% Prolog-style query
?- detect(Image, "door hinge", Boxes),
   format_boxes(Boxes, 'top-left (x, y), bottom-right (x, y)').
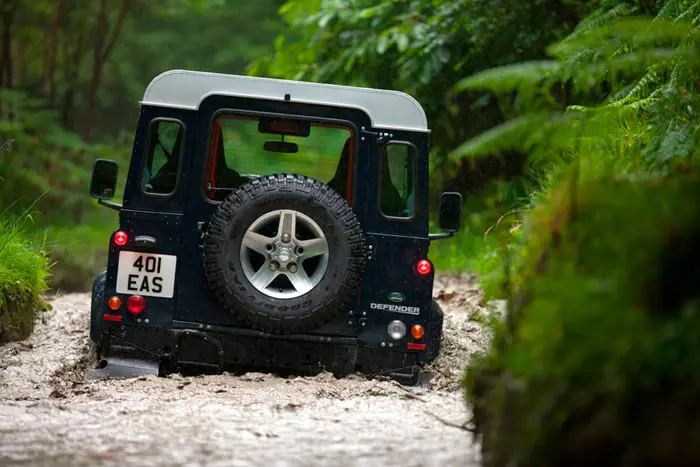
top-left (360, 127), bottom-right (393, 143)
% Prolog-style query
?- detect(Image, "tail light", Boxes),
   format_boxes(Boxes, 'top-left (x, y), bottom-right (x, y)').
top-left (127, 295), bottom-right (146, 314)
top-left (113, 231), bottom-right (128, 247)
top-left (108, 296), bottom-right (122, 311)
top-left (411, 324), bottom-right (425, 339)
top-left (416, 259), bottom-right (432, 275)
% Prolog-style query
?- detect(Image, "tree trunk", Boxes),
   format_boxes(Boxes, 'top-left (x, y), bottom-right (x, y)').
top-left (1, 0), bottom-right (14, 89)
top-left (61, 24), bottom-right (85, 129)
top-left (82, 0), bottom-right (129, 141)
top-left (42, 0), bottom-right (63, 104)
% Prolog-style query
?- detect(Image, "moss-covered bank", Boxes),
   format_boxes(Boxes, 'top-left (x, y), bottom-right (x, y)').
top-left (465, 174), bottom-right (700, 467)
top-left (0, 218), bottom-right (50, 343)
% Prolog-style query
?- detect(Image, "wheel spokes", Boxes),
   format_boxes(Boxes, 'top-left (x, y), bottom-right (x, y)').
top-left (249, 263), bottom-right (279, 289)
top-left (277, 210), bottom-right (297, 241)
top-left (286, 269), bottom-right (314, 295)
top-left (240, 209), bottom-right (329, 299)
top-left (242, 231), bottom-right (273, 255)
top-left (298, 238), bottom-right (328, 259)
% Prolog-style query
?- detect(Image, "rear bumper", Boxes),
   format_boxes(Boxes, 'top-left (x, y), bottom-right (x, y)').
top-left (96, 321), bottom-right (431, 385)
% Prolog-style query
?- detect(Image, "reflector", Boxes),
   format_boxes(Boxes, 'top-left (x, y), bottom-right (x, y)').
top-left (103, 313), bottom-right (123, 323)
top-left (407, 342), bottom-right (426, 350)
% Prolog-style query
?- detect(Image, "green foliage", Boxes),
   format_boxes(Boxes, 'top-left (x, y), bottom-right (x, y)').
top-left (0, 211), bottom-right (50, 343)
top-left (452, 12), bottom-right (700, 170)
top-left (251, 0), bottom-right (596, 275)
top-left (463, 1), bottom-right (700, 464)
top-left (0, 89), bottom-right (129, 217)
top-left (465, 175), bottom-right (700, 466)
top-left (451, 2), bottom-right (700, 290)
top-left (38, 222), bottom-right (117, 292)
top-left (2, 0), bottom-right (286, 290)
top-left (6, 0), bottom-right (285, 139)
top-left (251, 0), bottom-right (591, 181)
top-left (0, 90), bottom-right (126, 290)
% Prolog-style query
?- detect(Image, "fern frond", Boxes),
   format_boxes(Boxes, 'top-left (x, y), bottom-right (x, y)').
top-left (626, 95), bottom-right (661, 111)
top-left (454, 61), bottom-right (561, 94)
top-left (565, 105), bottom-right (595, 112)
top-left (570, 47), bottom-right (700, 84)
top-left (657, 0), bottom-right (688, 21)
top-left (549, 19), bottom-right (698, 60)
top-left (610, 82), bottom-right (638, 102)
top-left (449, 112), bottom-right (582, 159)
top-left (563, 3), bottom-right (639, 43)
top-left (609, 65), bottom-right (661, 106)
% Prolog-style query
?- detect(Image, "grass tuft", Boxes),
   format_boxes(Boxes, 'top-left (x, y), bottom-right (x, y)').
top-left (0, 214), bottom-right (50, 343)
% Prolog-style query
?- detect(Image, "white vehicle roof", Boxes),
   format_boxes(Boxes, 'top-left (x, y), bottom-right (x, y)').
top-left (141, 70), bottom-right (429, 133)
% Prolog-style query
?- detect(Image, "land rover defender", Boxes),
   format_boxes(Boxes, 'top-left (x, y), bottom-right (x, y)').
top-left (88, 70), bottom-right (462, 384)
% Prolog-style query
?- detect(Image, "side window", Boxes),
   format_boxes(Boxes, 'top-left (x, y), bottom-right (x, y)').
top-left (380, 142), bottom-right (416, 218)
top-left (141, 119), bottom-right (184, 195)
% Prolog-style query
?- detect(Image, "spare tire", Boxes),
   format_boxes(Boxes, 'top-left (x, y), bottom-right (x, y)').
top-left (203, 174), bottom-right (365, 334)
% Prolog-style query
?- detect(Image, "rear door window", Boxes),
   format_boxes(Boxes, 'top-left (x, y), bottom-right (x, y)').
top-left (141, 119), bottom-right (184, 196)
top-left (379, 142), bottom-right (416, 219)
top-left (205, 115), bottom-right (354, 202)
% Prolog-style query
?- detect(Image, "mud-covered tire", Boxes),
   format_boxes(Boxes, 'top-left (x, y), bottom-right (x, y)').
top-left (203, 174), bottom-right (365, 334)
top-left (90, 270), bottom-right (107, 344)
top-left (426, 299), bottom-right (444, 363)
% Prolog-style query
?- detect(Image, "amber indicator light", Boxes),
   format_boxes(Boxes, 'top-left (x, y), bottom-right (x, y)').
top-left (108, 296), bottom-right (122, 311)
top-left (411, 324), bottom-right (425, 339)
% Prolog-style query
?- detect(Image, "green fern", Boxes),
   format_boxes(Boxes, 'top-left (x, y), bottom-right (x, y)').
top-left (549, 18), bottom-right (698, 59)
top-left (564, 2), bottom-right (639, 42)
top-left (454, 61), bottom-right (560, 94)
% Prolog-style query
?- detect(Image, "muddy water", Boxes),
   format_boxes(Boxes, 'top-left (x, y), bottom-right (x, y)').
top-left (0, 275), bottom-right (501, 467)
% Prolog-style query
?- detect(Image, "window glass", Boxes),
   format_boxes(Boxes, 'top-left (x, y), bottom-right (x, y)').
top-left (141, 120), bottom-right (184, 195)
top-left (206, 116), bottom-right (353, 202)
top-left (380, 143), bottom-right (416, 218)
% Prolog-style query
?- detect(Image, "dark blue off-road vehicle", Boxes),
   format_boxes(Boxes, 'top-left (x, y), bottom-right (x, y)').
top-left (88, 70), bottom-right (462, 384)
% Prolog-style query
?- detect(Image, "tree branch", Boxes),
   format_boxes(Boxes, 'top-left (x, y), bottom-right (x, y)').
top-left (101, 0), bottom-right (130, 63)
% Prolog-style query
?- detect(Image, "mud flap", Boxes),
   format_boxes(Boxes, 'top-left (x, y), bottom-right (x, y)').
top-left (85, 357), bottom-right (160, 380)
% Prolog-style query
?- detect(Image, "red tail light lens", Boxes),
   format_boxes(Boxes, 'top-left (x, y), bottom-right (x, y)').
top-left (127, 295), bottom-right (146, 314)
top-left (417, 259), bottom-right (432, 275)
top-left (114, 231), bottom-right (128, 247)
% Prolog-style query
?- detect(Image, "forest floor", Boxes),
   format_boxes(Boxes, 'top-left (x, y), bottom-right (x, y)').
top-left (0, 275), bottom-right (502, 467)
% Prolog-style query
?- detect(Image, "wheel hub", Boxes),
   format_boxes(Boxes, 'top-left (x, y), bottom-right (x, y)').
top-left (272, 241), bottom-right (298, 268)
top-left (239, 209), bottom-right (330, 299)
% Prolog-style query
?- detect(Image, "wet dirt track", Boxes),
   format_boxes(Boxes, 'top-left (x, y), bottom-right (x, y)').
top-left (0, 275), bottom-right (502, 467)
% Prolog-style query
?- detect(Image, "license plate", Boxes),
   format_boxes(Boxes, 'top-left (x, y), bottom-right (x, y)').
top-left (116, 251), bottom-right (178, 298)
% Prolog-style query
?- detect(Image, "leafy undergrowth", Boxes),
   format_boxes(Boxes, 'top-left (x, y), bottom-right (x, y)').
top-left (1, 89), bottom-right (127, 292)
top-left (0, 216), bottom-right (50, 343)
top-left (464, 174), bottom-right (700, 467)
top-left (33, 221), bottom-right (116, 292)
top-left (429, 178), bottom-right (527, 279)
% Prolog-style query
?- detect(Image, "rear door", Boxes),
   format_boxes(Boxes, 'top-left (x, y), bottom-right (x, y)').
top-left (106, 109), bottom-right (192, 328)
top-left (357, 132), bottom-right (433, 346)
